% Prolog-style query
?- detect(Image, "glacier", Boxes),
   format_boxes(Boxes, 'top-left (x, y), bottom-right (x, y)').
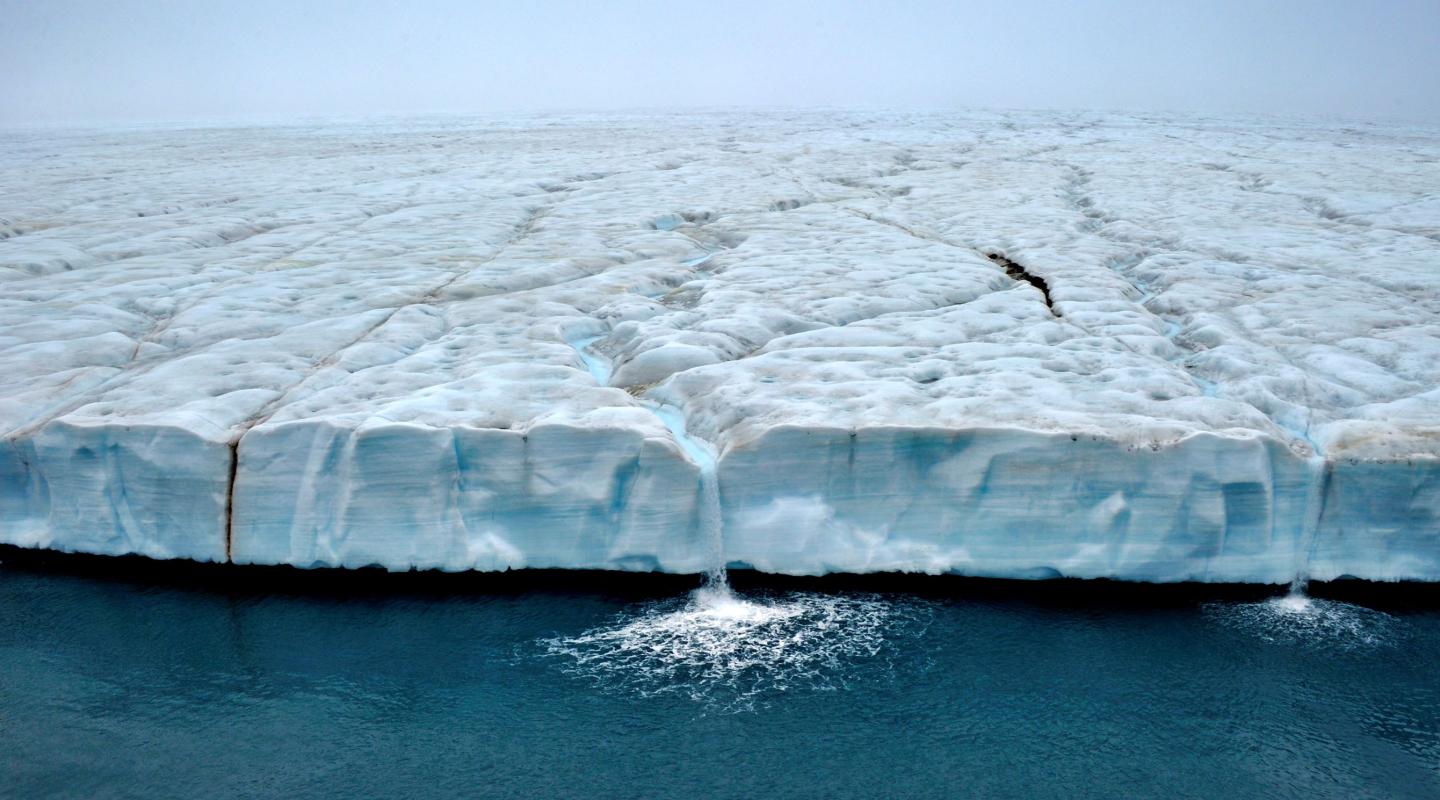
top-left (1, 110), bottom-right (1437, 583)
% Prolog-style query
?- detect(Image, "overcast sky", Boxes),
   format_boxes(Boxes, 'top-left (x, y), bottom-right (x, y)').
top-left (3, 0), bottom-right (1437, 125)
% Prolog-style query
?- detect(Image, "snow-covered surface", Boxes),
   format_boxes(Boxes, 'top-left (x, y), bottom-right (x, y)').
top-left (1, 110), bottom-right (1437, 582)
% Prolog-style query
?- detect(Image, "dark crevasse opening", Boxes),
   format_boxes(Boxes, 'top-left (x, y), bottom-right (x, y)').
top-left (987, 252), bottom-right (1056, 313)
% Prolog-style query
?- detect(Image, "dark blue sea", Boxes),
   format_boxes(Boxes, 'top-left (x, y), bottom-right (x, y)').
top-left (2, 552), bottom-right (1437, 799)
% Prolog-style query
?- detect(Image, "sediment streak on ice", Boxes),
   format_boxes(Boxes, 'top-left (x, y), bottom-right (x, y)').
top-left (1, 111), bottom-right (1437, 581)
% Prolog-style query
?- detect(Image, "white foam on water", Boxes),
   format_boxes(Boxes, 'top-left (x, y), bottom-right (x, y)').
top-left (539, 587), bottom-right (931, 712)
top-left (1203, 588), bottom-right (1404, 650)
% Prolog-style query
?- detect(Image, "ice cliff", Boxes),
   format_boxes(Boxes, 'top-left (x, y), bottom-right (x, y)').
top-left (2, 111), bottom-right (1437, 582)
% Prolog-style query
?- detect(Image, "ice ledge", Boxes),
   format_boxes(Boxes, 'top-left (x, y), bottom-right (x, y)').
top-left (0, 421), bottom-right (231, 563)
top-left (2, 421), bottom-right (1435, 583)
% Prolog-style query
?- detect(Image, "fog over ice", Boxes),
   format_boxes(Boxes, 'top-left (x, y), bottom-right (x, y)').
top-left (3, 0), bottom-right (1438, 124)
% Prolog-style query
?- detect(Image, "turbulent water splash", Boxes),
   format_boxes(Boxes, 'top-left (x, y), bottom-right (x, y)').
top-left (539, 588), bottom-right (932, 712)
top-left (1203, 585), bottom-right (1404, 650)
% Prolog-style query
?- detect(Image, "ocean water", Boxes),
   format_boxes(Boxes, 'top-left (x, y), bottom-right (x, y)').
top-left (1, 556), bottom-right (1438, 800)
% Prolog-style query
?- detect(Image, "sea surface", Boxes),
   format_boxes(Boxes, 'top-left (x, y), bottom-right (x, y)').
top-left (2, 553), bottom-right (1437, 799)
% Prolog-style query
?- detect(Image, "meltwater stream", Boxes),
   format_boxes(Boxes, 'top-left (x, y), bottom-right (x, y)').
top-left (570, 333), bottom-right (728, 588)
top-left (557, 335), bottom-right (930, 712)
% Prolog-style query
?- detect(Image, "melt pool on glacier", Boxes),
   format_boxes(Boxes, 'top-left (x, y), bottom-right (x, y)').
top-left (1, 109), bottom-right (1437, 582)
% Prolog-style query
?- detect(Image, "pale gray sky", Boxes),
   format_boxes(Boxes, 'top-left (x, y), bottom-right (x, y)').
top-left (3, 0), bottom-right (1437, 124)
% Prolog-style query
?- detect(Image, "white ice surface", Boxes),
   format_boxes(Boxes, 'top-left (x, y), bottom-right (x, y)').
top-left (1, 111), bottom-right (1437, 581)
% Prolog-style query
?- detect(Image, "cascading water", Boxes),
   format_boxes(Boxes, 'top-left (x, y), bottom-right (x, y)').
top-left (552, 332), bottom-right (927, 709)
top-left (569, 332), bottom-right (728, 589)
top-left (1202, 461), bottom-right (1400, 648)
top-left (646, 402), bottom-right (728, 596)
top-left (1291, 456), bottom-right (1332, 593)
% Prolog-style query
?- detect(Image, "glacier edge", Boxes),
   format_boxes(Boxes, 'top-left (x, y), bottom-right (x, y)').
top-left (3, 109), bottom-right (1438, 582)
top-left (4, 419), bottom-right (1436, 583)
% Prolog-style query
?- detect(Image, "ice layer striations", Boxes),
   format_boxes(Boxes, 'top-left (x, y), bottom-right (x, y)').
top-left (2, 111), bottom-right (1437, 582)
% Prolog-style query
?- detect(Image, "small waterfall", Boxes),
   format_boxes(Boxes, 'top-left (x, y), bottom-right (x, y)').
top-left (551, 333), bottom-right (925, 710)
top-left (1292, 457), bottom-right (1333, 592)
top-left (1203, 455), bottom-right (1402, 650)
top-left (696, 467), bottom-right (729, 596)
top-left (648, 403), bottom-right (729, 598)
top-left (567, 334), bottom-right (728, 592)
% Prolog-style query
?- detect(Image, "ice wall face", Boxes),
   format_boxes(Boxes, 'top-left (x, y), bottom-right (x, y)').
top-left (715, 427), bottom-right (1319, 583)
top-left (232, 421), bottom-right (707, 572)
top-left (1, 111), bottom-right (1437, 582)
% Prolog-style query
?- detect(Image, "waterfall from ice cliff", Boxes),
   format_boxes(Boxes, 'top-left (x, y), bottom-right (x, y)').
top-left (569, 334), bottom-right (728, 592)
top-left (555, 332), bottom-right (923, 709)
top-left (1199, 458), bottom-right (1399, 650)
top-left (646, 402), bottom-right (729, 597)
